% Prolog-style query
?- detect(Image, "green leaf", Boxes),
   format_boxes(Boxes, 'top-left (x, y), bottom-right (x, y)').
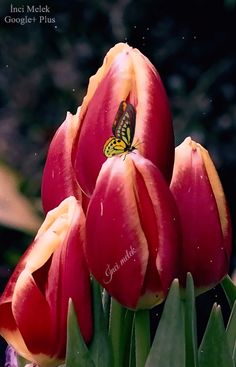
top-left (183, 273), bottom-right (198, 367)
top-left (17, 355), bottom-right (31, 367)
top-left (221, 275), bottom-right (236, 308)
top-left (226, 301), bottom-right (236, 362)
top-left (145, 279), bottom-right (185, 367)
top-left (89, 279), bottom-right (113, 367)
top-left (198, 303), bottom-right (234, 367)
top-left (65, 299), bottom-right (95, 367)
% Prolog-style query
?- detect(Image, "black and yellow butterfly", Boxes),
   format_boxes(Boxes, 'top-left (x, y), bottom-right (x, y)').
top-left (103, 101), bottom-right (137, 158)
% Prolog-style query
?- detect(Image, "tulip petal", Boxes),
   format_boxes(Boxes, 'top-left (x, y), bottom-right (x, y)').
top-left (86, 156), bottom-right (148, 309)
top-left (45, 201), bottom-right (92, 355)
top-left (170, 137), bottom-right (232, 289)
top-left (130, 47), bottom-right (174, 181)
top-left (131, 155), bottom-right (180, 307)
top-left (41, 109), bottom-right (82, 213)
top-left (200, 144), bottom-right (231, 257)
top-left (0, 304), bottom-right (32, 363)
top-left (86, 153), bottom-right (180, 309)
top-left (0, 197), bottom-right (92, 365)
top-left (73, 43), bottom-right (174, 196)
top-left (12, 270), bottom-right (53, 355)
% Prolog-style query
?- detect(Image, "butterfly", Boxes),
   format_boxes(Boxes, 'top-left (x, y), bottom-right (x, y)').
top-left (103, 100), bottom-right (137, 158)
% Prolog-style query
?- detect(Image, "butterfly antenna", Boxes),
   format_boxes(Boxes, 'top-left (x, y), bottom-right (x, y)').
top-left (122, 152), bottom-right (129, 161)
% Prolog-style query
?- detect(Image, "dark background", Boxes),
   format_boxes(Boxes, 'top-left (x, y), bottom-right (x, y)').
top-left (0, 0), bottom-right (236, 365)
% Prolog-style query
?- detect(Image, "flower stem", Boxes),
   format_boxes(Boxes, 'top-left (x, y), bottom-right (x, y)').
top-left (109, 298), bottom-right (126, 367)
top-left (102, 288), bottom-right (111, 331)
top-left (124, 310), bottom-right (135, 367)
top-left (135, 310), bottom-right (150, 367)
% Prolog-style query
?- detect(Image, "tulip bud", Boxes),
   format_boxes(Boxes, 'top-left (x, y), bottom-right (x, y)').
top-left (170, 137), bottom-right (232, 291)
top-left (72, 43), bottom-right (174, 196)
top-left (85, 153), bottom-right (180, 309)
top-left (41, 109), bottom-right (82, 213)
top-left (0, 197), bottom-right (92, 366)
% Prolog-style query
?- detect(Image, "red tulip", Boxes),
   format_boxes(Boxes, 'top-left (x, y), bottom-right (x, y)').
top-left (41, 110), bottom-right (82, 213)
top-left (0, 197), bottom-right (92, 366)
top-left (170, 137), bottom-right (232, 291)
top-left (72, 42), bottom-right (174, 196)
top-left (85, 153), bottom-right (181, 309)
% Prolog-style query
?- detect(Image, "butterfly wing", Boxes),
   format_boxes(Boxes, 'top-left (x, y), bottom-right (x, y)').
top-left (103, 137), bottom-right (127, 158)
top-left (112, 101), bottom-right (127, 135)
top-left (112, 101), bottom-right (136, 147)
